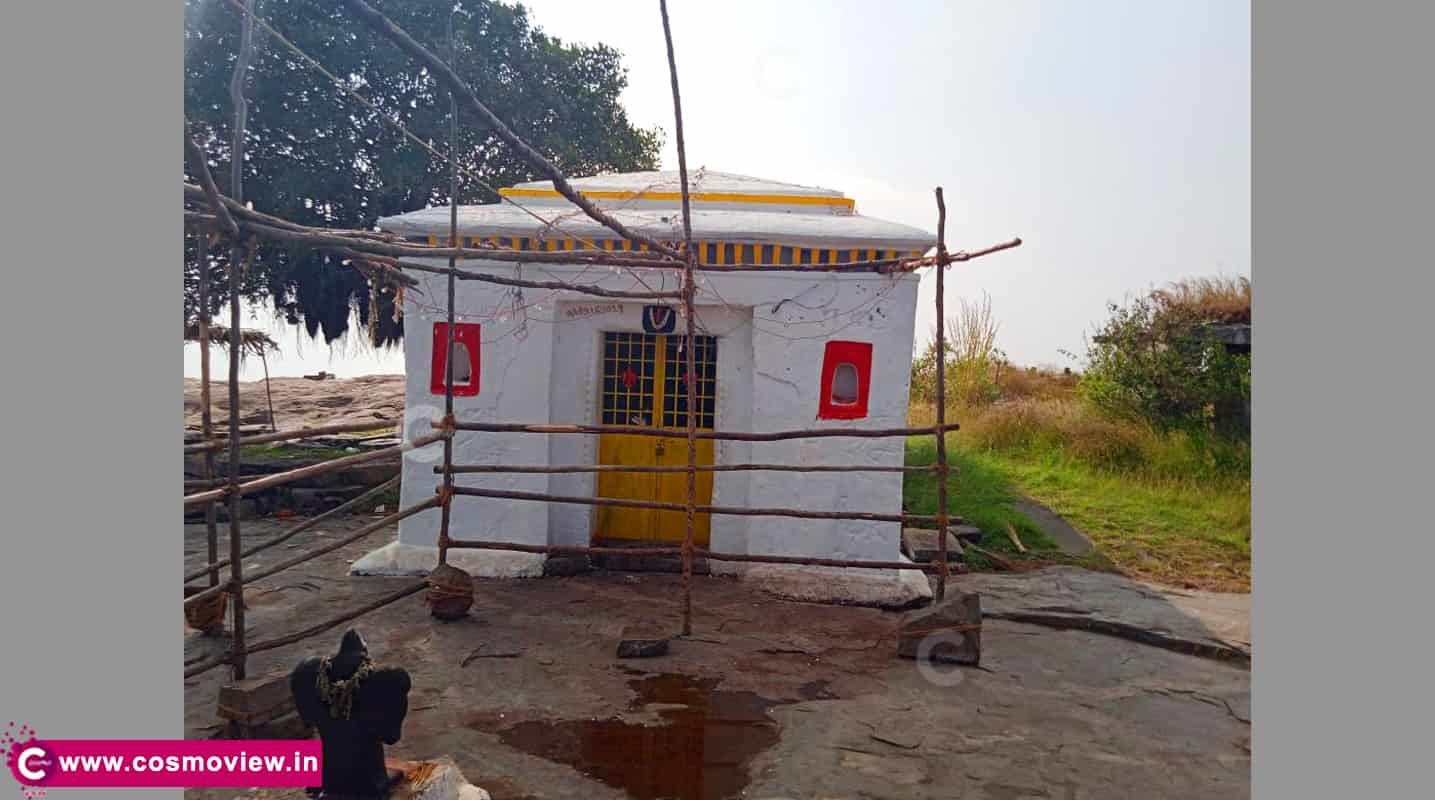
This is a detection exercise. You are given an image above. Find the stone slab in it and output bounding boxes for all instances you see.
[962,566,1250,661]
[901,528,963,562]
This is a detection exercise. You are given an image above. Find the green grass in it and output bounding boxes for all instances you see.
[903,438,1061,568]
[982,446,1250,591]
[240,443,358,462]
[908,399,1251,591]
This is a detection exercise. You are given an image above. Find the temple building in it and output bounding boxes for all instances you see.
[353,170,937,606]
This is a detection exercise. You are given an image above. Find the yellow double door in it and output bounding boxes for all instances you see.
[594,331,717,545]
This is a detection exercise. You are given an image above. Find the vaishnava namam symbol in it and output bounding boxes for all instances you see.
[642,305,676,334]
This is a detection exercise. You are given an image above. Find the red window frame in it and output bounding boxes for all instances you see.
[818,340,873,419]
[430,322,480,397]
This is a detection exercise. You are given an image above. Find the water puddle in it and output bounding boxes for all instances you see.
[492,674,822,800]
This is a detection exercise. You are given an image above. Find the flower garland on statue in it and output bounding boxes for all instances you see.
[314,655,374,720]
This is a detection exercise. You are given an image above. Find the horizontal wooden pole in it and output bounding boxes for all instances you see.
[449,485,938,525]
[436,538,936,573]
[372,256,683,299]
[183,432,443,506]
[184,476,400,584]
[442,538,683,558]
[183,496,439,609]
[696,548,938,572]
[184,579,428,679]
[448,421,959,442]
[185,420,398,454]
[185,185,1022,278]
[439,463,938,475]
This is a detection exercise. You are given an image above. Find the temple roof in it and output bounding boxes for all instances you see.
[377,169,935,253]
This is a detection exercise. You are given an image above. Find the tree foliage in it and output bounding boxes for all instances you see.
[184,0,662,345]
[1080,276,1251,434]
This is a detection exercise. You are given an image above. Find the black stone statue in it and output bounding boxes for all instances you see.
[291,629,412,799]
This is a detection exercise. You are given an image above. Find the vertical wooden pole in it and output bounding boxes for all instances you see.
[260,347,277,432]
[437,9,458,567]
[660,0,697,636]
[196,229,220,589]
[226,0,256,680]
[933,187,950,603]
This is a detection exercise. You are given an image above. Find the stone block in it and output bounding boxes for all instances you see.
[901,527,963,562]
[896,591,981,665]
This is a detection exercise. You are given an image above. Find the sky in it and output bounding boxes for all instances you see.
[184,0,1249,381]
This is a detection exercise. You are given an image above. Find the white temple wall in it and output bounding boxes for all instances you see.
[393,260,920,564]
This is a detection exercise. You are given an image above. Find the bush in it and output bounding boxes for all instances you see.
[958,398,1249,482]
[910,291,1003,408]
[1080,275,1250,434]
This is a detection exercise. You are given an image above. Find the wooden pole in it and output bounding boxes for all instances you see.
[259,347,276,431]
[184,432,446,506]
[449,420,959,441]
[439,463,939,475]
[437,538,940,574]
[195,232,221,589]
[185,420,397,453]
[185,579,429,679]
[226,0,256,680]
[449,485,949,525]
[933,187,950,603]
[184,498,440,609]
[659,0,697,637]
[184,476,399,583]
[437,8,458,569]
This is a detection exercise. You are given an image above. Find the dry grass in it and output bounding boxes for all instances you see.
[1152,275,1251,325]
[994,364,1080,402]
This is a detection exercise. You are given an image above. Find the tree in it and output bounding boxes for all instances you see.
[184,0,662,345]
[1081,276,1251,434]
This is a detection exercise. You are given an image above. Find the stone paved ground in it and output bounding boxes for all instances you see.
[185,516,1250,800]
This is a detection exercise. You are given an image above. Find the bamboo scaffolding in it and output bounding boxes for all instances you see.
[186,190,1017,276]
[185,420,399,453]
[185,580,428,679]
[184,498,439,610]
[177,0,1027,665]
[448,420,959,441]
[448,485,944,525]
[183,432,445,506]
[185,181,1019,279]
[439,463,938,475]
[183,476,399,584]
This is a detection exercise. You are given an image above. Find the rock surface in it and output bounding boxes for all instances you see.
[616,625,670,658]
[961,566,1251,661]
